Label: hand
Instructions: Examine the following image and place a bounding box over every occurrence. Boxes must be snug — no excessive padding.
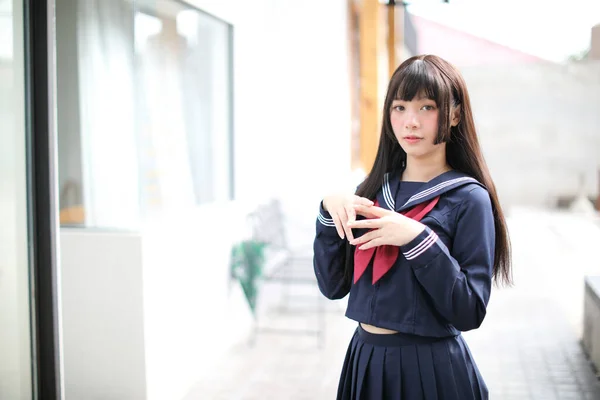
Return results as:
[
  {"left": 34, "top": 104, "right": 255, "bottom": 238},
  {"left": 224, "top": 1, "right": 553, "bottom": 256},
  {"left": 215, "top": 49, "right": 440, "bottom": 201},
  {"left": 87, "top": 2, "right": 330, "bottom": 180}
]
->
[
  {"left": 347, "top": 205, "right": 425, "bottom": 250},
  {"left": 322, "top": 194, "right": 374, "bottom": 240}
]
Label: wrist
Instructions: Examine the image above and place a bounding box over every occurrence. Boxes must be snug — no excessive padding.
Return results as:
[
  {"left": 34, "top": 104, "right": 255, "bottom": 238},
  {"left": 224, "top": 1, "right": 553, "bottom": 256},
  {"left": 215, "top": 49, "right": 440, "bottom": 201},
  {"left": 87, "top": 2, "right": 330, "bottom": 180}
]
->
[
  {"left": 322, "top": 198, "right": 329, "bottom": 212},
  {"left": 403, "top": 221, "right": 426, "bottom": 245}
]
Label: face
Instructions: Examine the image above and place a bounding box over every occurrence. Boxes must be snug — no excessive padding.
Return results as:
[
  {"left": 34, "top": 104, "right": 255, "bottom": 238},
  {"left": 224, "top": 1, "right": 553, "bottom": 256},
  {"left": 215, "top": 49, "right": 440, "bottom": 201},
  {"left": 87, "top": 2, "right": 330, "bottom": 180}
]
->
[{"left": 390, "top": 94, "right": 443, "bottom": 160}]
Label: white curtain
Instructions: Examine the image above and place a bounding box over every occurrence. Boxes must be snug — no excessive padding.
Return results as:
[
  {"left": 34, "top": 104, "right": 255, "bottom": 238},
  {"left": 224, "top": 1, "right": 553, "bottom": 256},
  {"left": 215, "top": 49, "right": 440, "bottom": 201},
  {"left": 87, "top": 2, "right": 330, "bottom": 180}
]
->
[
  {"left": 76, "top": 1, "right": 233, "bottom": 226},
  {"left": 136, "top": 9, "right": 232, "bottom": 209},
  {"left": 77, "top": 0, "right": 140, "bottom": 229},
  {"left": 135, "top": 15, "right": 196, "bottom": 212},
  {"left": 178, "top": 11, "right": 231, "bottom": 204}
]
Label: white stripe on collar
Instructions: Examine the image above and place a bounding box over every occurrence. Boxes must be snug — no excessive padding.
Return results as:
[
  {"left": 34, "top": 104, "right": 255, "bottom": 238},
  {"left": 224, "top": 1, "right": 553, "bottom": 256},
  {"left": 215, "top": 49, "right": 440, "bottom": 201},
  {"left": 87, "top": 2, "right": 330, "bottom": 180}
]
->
[
  {"left": 403, "top": 177, "right": 478, "bottom": 206},
  {"left": 382, "top": 173, "right": 395, "bottom": 210}
]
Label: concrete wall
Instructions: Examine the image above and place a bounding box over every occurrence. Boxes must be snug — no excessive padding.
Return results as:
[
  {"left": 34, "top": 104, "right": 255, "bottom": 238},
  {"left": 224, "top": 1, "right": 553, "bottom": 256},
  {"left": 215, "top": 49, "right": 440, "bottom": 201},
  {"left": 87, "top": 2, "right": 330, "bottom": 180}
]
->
[{"left": 461, "top": 60, "right": 600, "bottom": 209}]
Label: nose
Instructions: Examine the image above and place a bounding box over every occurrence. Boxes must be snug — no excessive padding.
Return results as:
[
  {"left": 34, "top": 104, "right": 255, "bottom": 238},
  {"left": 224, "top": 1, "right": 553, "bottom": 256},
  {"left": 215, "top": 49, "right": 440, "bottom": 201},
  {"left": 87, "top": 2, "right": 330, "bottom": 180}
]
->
[{"left": 405, "top": 112, "right": 420, "bottom": 130}]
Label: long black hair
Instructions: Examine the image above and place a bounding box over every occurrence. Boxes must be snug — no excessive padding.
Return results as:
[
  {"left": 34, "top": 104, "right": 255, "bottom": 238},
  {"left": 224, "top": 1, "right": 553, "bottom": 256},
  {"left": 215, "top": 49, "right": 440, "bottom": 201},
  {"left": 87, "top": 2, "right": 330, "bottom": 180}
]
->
[{"left": 344, "top": 55, "right": 512, "bottom": 287}]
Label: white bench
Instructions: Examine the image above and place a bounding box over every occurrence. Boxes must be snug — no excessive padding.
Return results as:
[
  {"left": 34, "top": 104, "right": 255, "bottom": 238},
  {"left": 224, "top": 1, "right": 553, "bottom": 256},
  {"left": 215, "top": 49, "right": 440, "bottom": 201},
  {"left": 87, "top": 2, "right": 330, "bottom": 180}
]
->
[
  {"left": 583, "top": 275, "right": 600, "bottom": 376},
  {"left": 246, "top": 198, "right": 326, "bottom": 347}
]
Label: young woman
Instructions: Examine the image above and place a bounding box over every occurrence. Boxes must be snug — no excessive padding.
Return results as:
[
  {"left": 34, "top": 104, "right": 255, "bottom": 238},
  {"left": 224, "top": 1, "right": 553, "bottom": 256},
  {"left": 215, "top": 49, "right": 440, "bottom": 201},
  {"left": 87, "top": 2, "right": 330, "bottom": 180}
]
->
[{"left": 313, "top": 54, "right": 512, "bottom": 400}]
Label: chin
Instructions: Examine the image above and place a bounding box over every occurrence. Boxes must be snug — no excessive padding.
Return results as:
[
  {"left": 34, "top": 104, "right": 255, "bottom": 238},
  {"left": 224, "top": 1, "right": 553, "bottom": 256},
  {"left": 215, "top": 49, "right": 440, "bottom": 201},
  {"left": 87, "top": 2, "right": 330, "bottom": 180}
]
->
[{"left": 402, "top": 148, "right": 425, "bottom": 158}]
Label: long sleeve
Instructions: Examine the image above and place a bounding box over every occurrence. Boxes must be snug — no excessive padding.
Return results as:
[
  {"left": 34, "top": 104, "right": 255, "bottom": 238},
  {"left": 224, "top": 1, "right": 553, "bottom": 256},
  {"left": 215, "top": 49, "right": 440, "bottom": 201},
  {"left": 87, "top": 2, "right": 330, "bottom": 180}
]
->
[
  {"left": 401, "top": 186, "right": 495, "bottom": 332},
  {"left": 313, "top": 202, "right": 351, "bottom": 299}
]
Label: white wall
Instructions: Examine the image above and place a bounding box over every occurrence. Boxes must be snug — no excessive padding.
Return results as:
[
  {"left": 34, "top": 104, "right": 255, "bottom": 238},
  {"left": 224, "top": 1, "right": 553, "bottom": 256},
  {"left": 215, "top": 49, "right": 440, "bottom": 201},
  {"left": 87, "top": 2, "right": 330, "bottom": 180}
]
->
[
  {"left": 186, "top": 0, "right": 354, "bottom": 248},
  {"left": 60, "top": 230, "right": 147, "bottom": 400}
]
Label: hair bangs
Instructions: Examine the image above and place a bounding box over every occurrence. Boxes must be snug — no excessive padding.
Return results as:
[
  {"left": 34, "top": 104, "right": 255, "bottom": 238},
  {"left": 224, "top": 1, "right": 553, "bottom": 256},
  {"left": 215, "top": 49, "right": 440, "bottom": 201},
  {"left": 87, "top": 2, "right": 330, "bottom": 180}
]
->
[{"left": 394, "top": 60, "right": 441, "bottom": 104}]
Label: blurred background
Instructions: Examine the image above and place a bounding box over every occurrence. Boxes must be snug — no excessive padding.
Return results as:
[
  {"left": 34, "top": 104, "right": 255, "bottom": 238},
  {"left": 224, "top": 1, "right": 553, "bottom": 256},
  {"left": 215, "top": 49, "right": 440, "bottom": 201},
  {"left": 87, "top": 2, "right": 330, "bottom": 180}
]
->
[{"left": 1, "top": 0, "right": 600, "bottom": 399}]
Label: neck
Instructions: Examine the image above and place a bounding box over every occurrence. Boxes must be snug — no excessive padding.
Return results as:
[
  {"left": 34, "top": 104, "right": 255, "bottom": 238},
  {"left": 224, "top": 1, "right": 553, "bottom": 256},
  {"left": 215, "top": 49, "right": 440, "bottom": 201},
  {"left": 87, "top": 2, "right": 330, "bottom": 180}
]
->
[{"left": 402, "top": 153, "right": 450, "bottom": 182}]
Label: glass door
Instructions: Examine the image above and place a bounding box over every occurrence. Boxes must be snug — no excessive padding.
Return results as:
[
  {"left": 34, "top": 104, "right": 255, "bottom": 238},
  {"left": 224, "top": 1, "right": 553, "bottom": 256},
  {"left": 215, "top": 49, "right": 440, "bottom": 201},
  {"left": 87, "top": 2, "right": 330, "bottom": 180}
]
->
[{"left": 0, "top": 0, "right": 34, "bottom": 398}]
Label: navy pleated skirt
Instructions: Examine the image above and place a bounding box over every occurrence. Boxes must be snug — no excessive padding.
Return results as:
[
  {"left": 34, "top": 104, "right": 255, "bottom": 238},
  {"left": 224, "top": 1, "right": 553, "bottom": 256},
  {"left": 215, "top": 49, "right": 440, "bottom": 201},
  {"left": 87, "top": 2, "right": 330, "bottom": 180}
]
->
[{"left": 337, "top": 325, "right": 488, "bottom": 400}]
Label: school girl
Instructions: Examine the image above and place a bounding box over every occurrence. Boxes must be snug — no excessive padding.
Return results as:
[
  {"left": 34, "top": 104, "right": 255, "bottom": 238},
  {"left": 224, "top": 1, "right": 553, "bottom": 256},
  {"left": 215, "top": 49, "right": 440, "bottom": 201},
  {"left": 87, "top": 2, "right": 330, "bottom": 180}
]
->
[{"left": 313, "top": 54, "right": 512, "bottom": 400}]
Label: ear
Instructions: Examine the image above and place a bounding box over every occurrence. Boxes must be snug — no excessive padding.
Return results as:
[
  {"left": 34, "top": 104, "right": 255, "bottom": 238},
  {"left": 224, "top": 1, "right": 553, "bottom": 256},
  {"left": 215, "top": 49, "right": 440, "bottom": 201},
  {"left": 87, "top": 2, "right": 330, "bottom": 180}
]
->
[{"left": 450, "top": 105, "right": 461, "bottom": 127}]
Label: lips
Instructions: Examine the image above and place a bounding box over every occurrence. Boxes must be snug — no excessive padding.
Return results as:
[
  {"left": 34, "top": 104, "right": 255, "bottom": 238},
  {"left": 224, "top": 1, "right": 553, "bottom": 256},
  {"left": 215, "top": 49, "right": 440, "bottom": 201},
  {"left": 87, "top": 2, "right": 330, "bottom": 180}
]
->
[{"left": 403, "top": 136, "right": 423, "bottom": 143}]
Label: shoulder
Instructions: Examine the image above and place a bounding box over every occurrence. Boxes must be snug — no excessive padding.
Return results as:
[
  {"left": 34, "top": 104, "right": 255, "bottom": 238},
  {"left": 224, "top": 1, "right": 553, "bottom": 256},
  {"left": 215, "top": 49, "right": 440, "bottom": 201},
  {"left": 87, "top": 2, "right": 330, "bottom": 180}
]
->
[
  {"left": 452, "top": 183, "right": 494, "bottom": 225},
  {"left": 459, "top": 183, "right": 491, "bottom": 206},
  {"left": 437, "top": 180, "right": 492, "bottom": 219}
]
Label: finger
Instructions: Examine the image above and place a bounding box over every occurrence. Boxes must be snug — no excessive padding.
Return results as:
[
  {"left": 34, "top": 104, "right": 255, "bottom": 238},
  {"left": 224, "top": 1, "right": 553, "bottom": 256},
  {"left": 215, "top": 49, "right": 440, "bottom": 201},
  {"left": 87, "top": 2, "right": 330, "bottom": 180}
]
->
[
  {"left": 345, "top": 204, "right": 356, "bottom": 225},
  {"left": 359, "top": 237, "right": 385, "bottom": 250},
  {"left": 331, "top": 212, "right": 345, "bottom": 239},
  {"left": 353, "top": 195, "right": 374, "bottom": 206},
  {"left": 353, "top": 204, "right": 390, "bottom": 218},
  {"left": 352, "top": 207, "right": 379, "bottom": 219},
  {"left": 347, "top": 218, "right": 384, "bottom": 229},
  {"left": 340, "top": 209, "right": 355, "bottom": 242},
  {"left": 350, "top": 230, "right": 378, "bottom": 246}
]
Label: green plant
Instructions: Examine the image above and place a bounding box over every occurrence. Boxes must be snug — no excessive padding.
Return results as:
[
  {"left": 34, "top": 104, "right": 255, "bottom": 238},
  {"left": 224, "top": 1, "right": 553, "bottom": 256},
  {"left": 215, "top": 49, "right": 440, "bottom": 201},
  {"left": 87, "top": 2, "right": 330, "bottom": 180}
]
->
[{"left": 230, "top": 240, "right": 268, "bottom": 315}]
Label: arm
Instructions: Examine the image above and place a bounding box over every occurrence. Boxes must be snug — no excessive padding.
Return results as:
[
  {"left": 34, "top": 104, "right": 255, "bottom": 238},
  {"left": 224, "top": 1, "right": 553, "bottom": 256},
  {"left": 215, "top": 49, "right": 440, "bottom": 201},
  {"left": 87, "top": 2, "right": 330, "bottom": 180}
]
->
[
  {"left": 401, "top": 186, "right": 495, "bottom": 331},
  {"left": 313, "top": 202, "right": 351, "bottom": 299}
]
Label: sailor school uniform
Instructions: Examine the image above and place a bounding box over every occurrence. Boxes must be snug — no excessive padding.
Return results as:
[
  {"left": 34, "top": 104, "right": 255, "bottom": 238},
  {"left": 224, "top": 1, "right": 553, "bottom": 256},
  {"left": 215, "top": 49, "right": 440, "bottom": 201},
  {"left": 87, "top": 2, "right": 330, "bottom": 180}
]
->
[{"left": 313, "top": 170, "right": 494, "bottom": 400}]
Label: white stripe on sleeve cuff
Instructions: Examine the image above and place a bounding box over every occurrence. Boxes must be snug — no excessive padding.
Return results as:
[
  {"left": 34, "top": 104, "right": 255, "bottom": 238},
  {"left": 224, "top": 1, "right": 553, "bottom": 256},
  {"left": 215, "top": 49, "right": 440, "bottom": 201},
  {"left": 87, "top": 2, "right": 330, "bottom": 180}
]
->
[
  {"left": 403, "top": 230, "right": 438, "bottom": 260},
  {"left": 318, "top": 212, "right": 336, "bottom": 227}
]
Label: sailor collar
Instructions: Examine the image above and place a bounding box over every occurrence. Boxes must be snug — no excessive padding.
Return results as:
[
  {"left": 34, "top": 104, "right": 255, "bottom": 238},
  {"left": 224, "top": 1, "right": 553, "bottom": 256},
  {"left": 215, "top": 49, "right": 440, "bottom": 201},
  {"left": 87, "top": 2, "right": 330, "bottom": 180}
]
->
[{"left": 376, "top": 170, "right": 483, "bottom": 213}]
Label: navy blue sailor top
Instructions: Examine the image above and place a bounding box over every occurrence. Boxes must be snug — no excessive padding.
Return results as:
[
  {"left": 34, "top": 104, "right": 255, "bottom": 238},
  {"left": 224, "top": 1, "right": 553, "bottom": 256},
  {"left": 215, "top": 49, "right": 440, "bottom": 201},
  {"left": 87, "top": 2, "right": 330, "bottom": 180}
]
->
[{"left": 313, "top": 170, "right": 496, "bottom": 338}]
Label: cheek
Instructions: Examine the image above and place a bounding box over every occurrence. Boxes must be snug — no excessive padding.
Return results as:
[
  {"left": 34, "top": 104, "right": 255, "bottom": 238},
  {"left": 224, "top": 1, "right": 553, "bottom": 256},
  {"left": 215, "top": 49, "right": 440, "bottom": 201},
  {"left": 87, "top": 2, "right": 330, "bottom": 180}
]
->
[
  {"left": 390, "top": 114, "right": 403, "bottom": 131},
  {"left": 424, "top": 114, "right": 439, "bottom": 130}
]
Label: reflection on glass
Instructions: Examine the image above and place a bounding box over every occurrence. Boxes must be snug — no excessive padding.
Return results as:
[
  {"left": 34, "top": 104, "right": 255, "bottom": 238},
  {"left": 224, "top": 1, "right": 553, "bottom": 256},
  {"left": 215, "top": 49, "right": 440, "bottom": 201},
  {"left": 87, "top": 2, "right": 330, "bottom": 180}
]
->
[
  {"left": 56, "top": 0, "right": 233, "bottom": 230},
  {"left": 0, "top": 0, "right": 33, "bottom": 398},
  {"left": 135, "top": 4, "right": 232, "bottom": 211}
]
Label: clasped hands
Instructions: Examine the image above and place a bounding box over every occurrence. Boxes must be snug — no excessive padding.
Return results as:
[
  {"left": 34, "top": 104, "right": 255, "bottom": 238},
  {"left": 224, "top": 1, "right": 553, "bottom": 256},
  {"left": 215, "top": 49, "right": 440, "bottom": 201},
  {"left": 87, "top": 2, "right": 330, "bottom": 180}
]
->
[{"left": 322, "top": 194, "right": 425, "bottom": 250}]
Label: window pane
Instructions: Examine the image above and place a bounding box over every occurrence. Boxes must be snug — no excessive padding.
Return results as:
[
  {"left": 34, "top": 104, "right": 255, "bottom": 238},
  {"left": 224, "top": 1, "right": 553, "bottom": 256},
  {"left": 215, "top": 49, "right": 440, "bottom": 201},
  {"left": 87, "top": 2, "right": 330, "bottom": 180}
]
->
[
  {"left": 56, "top": 0, "right": 233, "bottom": 230},
  {"left": 135, "top": 0, "right": 232, "bottom": 211},
  {"left": 0, "top": 0, "right": 34, "bottom": 397}
]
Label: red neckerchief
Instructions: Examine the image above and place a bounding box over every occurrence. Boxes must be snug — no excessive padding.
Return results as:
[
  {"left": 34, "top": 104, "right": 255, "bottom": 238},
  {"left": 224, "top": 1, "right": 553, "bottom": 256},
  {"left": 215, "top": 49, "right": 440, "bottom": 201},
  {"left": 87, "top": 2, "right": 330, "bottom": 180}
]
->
[{"left": 353, "top": 196, "right": 440, "bottom": 284}]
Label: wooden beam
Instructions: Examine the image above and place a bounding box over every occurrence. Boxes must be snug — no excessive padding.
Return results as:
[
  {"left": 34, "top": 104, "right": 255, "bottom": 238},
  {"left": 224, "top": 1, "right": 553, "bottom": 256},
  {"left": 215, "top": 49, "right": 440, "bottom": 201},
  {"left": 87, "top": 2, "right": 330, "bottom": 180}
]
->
[
  {"left": 387, "top": 3, "right": 396, "bottom": 78},
  {"left": 358, "top": 0, "right": 386, "bottom": 174},
  {"left": 348, "top": 0, "right": 361, "bottom": 171}
]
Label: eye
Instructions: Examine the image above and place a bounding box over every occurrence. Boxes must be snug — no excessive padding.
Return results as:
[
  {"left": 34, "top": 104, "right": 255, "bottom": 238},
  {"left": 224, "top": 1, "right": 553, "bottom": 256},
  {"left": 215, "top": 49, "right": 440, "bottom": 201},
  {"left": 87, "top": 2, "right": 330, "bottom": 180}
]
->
[
  {"left": 422, "top": 105, "right": 436, "bottom": 111},
  {"left": 392, "top": 105, "right": 404, "bottom": 112}
]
